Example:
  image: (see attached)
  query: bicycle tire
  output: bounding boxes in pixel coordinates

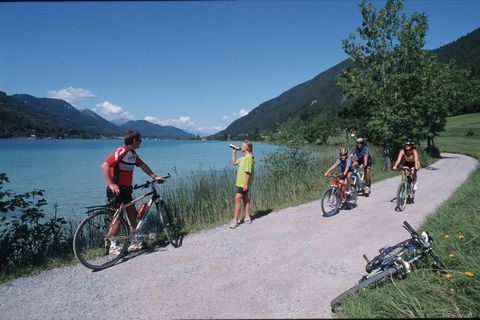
[73,209,129,270]
[157,200,179,247]
[396,182,407,211]
[429,250,446,270]
[330,267,398,310]
[346,187,357,208]
[353,174,364,195]
[321,187,340,216]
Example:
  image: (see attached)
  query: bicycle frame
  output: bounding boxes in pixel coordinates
[108,177,169,240]
[110,191,155,237]
[401,168,414,195]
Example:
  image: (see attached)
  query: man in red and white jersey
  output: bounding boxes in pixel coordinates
[101,130,165,251]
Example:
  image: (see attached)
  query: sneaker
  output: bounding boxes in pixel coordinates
[413,183,418,191]
[244,217,252,224]
[229,220,239,229]
[127,240,144,253]
[109,242,121,255]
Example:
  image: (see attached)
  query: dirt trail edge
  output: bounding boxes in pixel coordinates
[0,153,477,319]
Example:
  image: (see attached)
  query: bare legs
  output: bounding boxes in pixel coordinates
[233,192,251,224]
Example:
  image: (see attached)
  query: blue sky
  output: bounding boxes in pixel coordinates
[1,0,479,135]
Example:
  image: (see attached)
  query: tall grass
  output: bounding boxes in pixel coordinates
[161,144,392,233]
[337,113,480,318]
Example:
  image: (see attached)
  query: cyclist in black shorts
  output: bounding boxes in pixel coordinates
[350,138,372,194]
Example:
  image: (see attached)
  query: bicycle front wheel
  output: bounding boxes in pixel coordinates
[73,209,129,270]
[396,182,408,211]
[330,267,398,310]
[321,187,340,217]
[157,200,179,247]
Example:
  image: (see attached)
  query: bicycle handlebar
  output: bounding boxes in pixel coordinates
[403,220,420,239]
[133,173,171,190]
[322,171,345,179]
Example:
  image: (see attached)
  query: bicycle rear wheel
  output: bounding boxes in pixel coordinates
[396,182,408,211]
[330,267,398,310]
[73,209,129,270]
[321,187,340,217]
[157,200,179,247]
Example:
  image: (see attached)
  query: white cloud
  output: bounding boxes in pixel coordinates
[145,115,194,127]
[237,108,250,117]
[222,108,250,122]
[47,87,95,103]
[144,115,223,135]
[196,126,224,134]
[94,101,133,120]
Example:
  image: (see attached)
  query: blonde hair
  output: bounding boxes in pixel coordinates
[244,140,253,153]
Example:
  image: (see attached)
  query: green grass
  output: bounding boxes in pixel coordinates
[163,144,394,234]
[337,112,480,318]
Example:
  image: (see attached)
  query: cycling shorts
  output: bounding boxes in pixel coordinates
[106,185,133,206]
[403,162,415,169]
[354,156,372,168]
[236,186,249,196]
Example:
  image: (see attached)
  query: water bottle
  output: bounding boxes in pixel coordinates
[137,203,147,219]
[229,144,241,151]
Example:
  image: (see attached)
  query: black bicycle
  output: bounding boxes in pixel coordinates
[330,220,445,310]
[73,174,180,270]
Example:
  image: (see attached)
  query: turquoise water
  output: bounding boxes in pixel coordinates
[0,139,278,221]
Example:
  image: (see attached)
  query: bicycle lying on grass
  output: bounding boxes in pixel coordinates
[330,220,445,311]
[395,166,416,211]
[73,174,180,270]
[321,173,357,217]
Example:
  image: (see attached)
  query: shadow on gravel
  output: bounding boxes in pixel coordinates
[323,203,357,218]
[92,236,184,273]
[251,209,273,222]
[425,166,439,170]
[440,155,459,159]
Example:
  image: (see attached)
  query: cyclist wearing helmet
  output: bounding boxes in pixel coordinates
[393,140,420,190]
[350,137,372,194]
[324,147,353,202]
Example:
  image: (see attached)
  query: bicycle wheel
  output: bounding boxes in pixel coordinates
[396,182,408,211]
[354,173,365,196]
[321,187,340,217]
[73,209,130,270]
[346,187,357,208]
[157,200,179,247]
[330,267,398,310]
[429,250,446,270]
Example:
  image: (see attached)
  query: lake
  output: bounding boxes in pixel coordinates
[0,139,278,221]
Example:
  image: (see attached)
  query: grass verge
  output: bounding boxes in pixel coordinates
[336,113,480,318]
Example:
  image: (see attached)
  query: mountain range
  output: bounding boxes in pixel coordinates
[212,27,480,139]
[2,27,478,140]
[0,93,196,139]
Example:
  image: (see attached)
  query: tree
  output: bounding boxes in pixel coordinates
[336,0,436,162]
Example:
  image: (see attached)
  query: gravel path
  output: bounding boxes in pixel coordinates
[0,153,477,319]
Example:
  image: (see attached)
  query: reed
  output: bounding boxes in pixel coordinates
[161,144,392,233]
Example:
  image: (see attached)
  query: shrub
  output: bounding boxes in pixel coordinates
[0,173,69,273]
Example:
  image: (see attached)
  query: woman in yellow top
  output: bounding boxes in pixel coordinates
[230,140,255,229]
[392,140,420,190]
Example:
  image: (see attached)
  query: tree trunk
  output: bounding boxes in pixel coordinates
[383,143,392,169]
